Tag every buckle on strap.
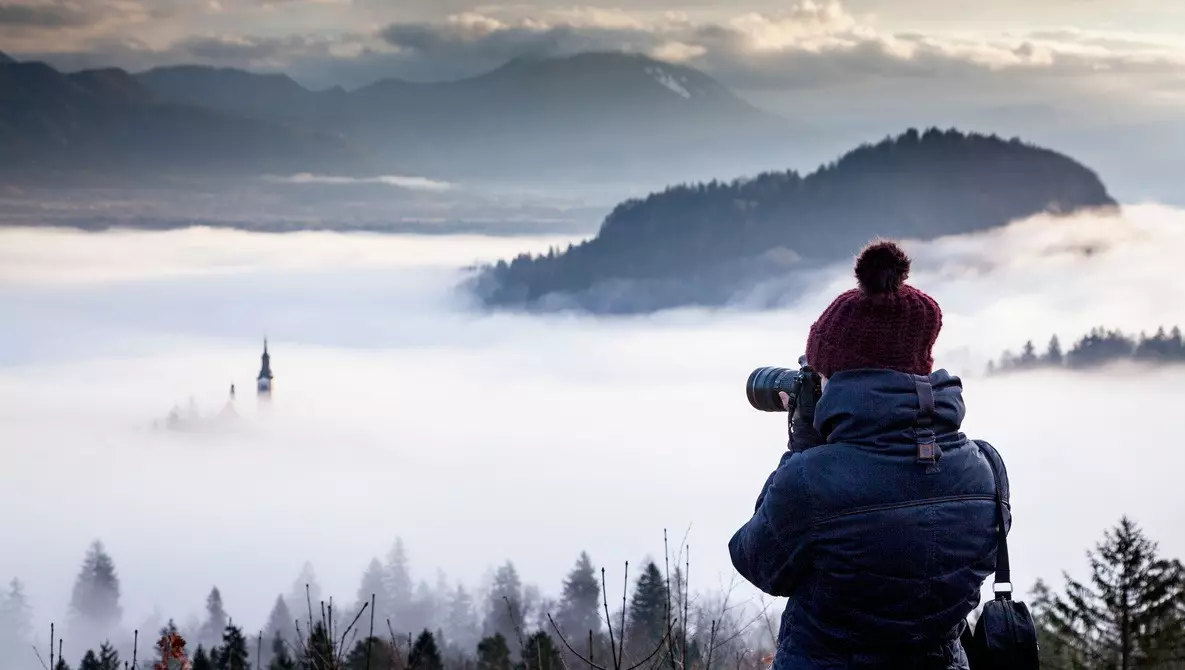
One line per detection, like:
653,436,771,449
914,377,942,470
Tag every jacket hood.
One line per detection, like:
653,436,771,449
813,368,966,448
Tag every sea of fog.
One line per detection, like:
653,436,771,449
1,205,1184,644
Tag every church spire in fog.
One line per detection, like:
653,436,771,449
257,338,273,400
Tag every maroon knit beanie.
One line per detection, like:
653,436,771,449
805,240,942,379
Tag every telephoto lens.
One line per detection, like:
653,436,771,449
746,366,804,413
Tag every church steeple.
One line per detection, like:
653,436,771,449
257,338,273,399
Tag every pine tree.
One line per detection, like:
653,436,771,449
476,634,512,670
409,630,443,670
521,632,562,670
54,658,71,670
344,637,399,670
628,562,667,652
484,563,524,646
267,632,296,670
193,646,214,670
301,620,334,670
201,588,229,650
0,577,34,663
478,635,512,670
1019,340,1038,368
68,541,122,639
265,596,297,650
410,581,438,634
355,559,387,626
218,624,251,670
1038,516,1185,668
556,552,601,640
289,563,322,627
79,651,101,670
1031,579,1080,669
1045,335,1064,366
96,642,119,670
445,585,479,654
385,540,413,633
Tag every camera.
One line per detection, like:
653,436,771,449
746,356,822,414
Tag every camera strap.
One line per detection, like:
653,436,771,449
913,376,941,473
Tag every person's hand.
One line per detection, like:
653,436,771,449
782,388,824,453
778,391,792,411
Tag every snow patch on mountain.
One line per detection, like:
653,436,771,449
644,65,692,99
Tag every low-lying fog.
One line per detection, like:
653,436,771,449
1,205,1183,642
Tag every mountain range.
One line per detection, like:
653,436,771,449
0,60,365,178
470,127,1119,314
1,52,794,183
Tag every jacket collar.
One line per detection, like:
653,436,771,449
813,368,966,448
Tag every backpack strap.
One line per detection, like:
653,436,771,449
913,376,942,473
974,440,1012,600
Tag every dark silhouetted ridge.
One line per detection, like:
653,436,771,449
471,128,1118,314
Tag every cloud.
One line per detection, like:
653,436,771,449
0,1,94,27
1,204,1185,644
367,1,1185,89
269,173,456,192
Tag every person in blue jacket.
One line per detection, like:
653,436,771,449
729,240,1010,669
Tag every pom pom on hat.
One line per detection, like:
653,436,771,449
854,240,911,295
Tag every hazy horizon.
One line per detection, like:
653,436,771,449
2,203,1184,646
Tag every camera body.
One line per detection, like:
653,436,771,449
746,356,823,415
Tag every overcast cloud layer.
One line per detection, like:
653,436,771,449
7,1,1185,202
1,205,1184,649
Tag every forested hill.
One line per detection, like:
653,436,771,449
470,128,1118,314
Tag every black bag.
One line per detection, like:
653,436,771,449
961,441,1041,669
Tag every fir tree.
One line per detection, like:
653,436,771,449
385,540,414,633
96,642,119,670
1044,335,1064,366
344,637,399,670
409,630,443,670
68,541,122,638
410,580,437,635
0,577,34,662
192,646,214,670
355,559,387,627
218,624,251,670
267,632,296,670
264,596,297,650
78,651,100,670
484,563,524,646
628,562,667,651
301,620,334,670
556,552,601,639
476,634,512,670
521,632,562,670
1019,340,1038,368
1038,516,1185,668
54,658,71,670
289,563,322,626
201,588,229,650
445,585,479,654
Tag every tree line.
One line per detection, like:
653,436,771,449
0,535,757,670
4,519,1183,669
989,326,1185,375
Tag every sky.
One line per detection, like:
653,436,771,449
6,0,1185,202
1,203,1184,652
7,0,1185,92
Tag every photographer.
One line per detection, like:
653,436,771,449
729,241,1009,669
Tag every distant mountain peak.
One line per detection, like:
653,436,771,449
0,51,14,64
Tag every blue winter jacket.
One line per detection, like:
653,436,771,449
728,369,1009,669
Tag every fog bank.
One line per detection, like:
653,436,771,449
0,204,1183,643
